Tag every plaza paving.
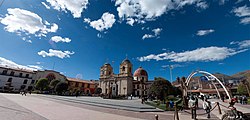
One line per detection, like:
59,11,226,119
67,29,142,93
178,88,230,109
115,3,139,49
1,93,250,120
0,93,174,120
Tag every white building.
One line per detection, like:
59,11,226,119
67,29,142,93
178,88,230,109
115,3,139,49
0,67,35,92
0,66,67,92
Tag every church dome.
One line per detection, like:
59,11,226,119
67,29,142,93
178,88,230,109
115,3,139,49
122,59,131,64
133,67,148,77
104,63,111,66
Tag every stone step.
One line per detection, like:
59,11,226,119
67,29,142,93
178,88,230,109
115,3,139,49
37,95,163,112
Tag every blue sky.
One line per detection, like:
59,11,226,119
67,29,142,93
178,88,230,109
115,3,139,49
0,0,249,82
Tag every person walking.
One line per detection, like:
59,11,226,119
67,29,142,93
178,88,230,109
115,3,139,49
195,96,198,108
203,98,211,118
189,96,197,120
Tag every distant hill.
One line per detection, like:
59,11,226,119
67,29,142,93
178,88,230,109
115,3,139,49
231,70,250,80
173,70,250,83
213,73,234,81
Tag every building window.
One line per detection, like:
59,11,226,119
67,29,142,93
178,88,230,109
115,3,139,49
7,78,12,82
122,66,125,71
10,71,15,76
19,73,23,77
75,82,79,87
25,74,29,78
2,70,7,75
23,80,28,84
142,77,144,81
137,84,139,89
109,71,111,75
87,84,90,88
82,83,85,87
31,80,35,84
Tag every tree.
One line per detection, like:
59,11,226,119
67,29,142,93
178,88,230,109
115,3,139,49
55,82,68,95
49,79,60,90
149,77,173,101
94,87,102,94
35,78,49,91
237,83,248,95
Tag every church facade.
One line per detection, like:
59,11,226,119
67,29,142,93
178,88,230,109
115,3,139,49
99,59,150,97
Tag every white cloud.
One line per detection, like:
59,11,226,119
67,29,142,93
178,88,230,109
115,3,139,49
114,0,208,25
0,8,58,37
97,33,102,38
137,46,247,62
240,17,250,24
233,5,250,17
196,1,208,10
196,29,214,36
38,49,74,59
85,12,116,31
51,36,71,43
45,0,89,18
235,0,244,4
83,18,91,23
27,65,43,70
142,28,162,39
142,34,154,40
219,0,227,5
152,28,162,36
41,2,50,9
162,64,184,69
126,18,135,26
231,40,250,49
0,57,39,71
232,5,250,25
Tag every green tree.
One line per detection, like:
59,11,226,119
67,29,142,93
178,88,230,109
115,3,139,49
35,78,49,91
237,83,248,95
149,77,173,101
49,79,60,90
55,82,68,95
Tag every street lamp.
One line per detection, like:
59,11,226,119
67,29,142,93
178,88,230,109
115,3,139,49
169,65,173,83
162,65,173,82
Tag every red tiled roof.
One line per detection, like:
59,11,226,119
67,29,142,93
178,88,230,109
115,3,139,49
67,78,94,84
133,67,148,77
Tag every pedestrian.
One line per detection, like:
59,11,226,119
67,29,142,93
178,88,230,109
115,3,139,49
195,96,198,108
75,91,79,97
239,96,243,104
141,97,144,104
189,96,197,120
243,96,247,104
155,114,159,120
203,98,211,118
130,94,133,100
221,94,225,102
23,90,26,96
229,97,236,107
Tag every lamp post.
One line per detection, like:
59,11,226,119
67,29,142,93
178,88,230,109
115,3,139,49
169,65,173,83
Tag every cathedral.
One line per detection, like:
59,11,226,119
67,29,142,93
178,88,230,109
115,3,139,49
99,58,150,97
